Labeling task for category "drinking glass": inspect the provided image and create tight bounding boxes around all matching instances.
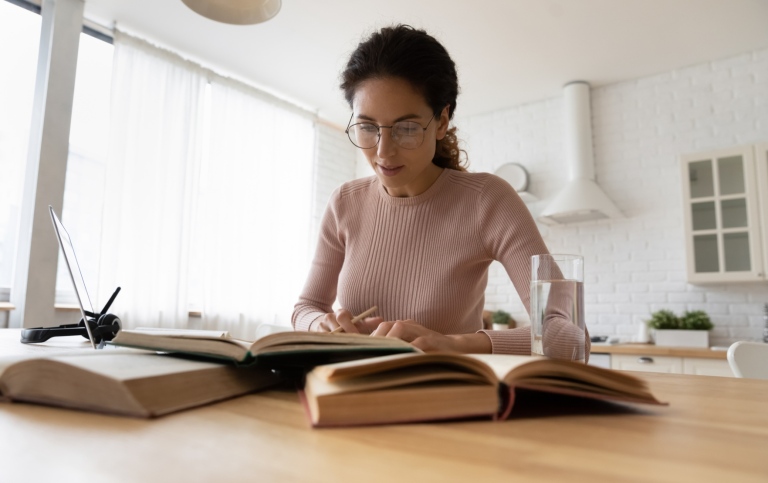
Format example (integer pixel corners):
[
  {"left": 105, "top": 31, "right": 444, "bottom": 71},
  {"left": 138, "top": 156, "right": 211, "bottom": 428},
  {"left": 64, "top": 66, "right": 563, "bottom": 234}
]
[{"left": 530, "top": 254, "right": 585, "bottom": 362}]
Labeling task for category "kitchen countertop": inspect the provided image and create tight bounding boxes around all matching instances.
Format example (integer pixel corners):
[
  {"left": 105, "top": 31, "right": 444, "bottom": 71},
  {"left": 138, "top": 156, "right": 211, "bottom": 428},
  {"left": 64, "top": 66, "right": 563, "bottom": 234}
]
[{"left": 590, "top": 343, "right": 728, "bottom": 359}]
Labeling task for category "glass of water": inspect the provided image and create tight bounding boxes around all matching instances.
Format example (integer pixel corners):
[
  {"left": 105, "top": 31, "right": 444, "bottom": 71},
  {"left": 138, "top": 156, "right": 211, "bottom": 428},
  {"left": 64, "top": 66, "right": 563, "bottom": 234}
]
[{"left": 530, "top": 254, "right": 585, "bottom": 362}]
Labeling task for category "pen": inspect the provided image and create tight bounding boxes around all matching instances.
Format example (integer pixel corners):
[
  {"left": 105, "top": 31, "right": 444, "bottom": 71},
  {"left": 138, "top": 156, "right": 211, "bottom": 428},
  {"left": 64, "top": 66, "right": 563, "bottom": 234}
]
[{"left": 330, "top": 306, "right": 378, "bottom": 333}]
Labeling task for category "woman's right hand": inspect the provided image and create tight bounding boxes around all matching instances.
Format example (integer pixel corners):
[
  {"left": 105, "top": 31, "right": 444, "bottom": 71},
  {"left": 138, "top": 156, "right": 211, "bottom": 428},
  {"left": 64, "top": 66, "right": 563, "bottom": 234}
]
[
  {"left": 309, "top": 309, "right": 357, "bottom": 333},
  {"left": 309, "top": 309, "right": 383, "bottom": 334}
]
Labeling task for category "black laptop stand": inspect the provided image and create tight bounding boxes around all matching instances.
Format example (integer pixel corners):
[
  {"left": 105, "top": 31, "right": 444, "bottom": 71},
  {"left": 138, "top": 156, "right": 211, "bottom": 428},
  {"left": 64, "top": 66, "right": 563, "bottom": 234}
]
[{"left": 20, "top": 286, "right": 122, "bottom": 347}]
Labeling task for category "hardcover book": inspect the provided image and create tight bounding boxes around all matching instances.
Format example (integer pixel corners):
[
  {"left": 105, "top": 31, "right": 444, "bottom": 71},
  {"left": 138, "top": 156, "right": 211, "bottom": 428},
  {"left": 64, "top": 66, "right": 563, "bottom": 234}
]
[
  {"left": 301, "top": 352, "right": 666, "bottom": 427},
  {"left": 110, "top": 328, "right": 417, "bottom": 367},
  {"left": 0, "top": 349, "right": 280, "bottom": 417}
]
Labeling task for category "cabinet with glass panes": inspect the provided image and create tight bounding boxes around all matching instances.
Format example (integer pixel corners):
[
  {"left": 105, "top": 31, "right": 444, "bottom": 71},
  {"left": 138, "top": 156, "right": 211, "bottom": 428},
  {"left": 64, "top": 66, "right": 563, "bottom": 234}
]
[{"left": 680, "top": 144, "right": 767, "bottom": 283}]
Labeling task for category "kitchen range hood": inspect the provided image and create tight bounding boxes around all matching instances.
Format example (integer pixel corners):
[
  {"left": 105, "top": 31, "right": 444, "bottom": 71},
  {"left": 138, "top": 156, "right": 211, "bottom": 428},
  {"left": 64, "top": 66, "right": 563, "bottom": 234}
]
[{"left": 538, "top": 81, "right": 622, "bottom": 225}]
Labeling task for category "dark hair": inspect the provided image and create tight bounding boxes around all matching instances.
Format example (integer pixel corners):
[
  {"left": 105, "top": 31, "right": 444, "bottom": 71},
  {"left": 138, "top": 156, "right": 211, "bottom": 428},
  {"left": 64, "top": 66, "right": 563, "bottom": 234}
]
[{"left": 340, "top": 25, "right": 467, "bottom": 171}]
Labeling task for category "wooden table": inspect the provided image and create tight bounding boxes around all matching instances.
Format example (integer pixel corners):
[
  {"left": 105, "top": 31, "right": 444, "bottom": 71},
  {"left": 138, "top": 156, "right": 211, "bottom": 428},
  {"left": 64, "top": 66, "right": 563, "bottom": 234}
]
[{"left": 2, "top": 329, "right": 768, "bottom": 482}]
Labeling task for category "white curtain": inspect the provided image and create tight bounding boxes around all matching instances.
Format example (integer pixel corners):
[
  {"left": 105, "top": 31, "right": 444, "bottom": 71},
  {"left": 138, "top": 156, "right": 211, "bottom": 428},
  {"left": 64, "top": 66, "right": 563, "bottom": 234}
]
[
  {"left": 193, "top": 78, "right": 314, "bottom": 335},
  {"left": 98, "top": 31, "right": 315, "bottom": 338}
]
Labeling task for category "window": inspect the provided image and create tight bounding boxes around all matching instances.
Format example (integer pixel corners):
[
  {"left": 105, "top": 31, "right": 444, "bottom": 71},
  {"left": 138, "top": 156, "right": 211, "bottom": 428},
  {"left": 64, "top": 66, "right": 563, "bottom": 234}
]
[
  {"left": 0, "top": 1, "right": 113, "bottom": 306},
  {"left": 56, "top": 31, "right": 114, "bottom": 305},
  {"left": 2, "top": 10, "right": 316, "bottom": 334},
  {"left": 0, "top": 1, "right": 41, "bottom": 300}
]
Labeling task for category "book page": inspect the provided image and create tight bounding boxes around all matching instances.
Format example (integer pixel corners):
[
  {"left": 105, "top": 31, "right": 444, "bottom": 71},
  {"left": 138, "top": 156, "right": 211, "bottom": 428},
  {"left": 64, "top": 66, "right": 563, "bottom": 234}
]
[
  {"left": 249, "top": 331, "right": 415, "bottom": 353},
  {"left": 466, "top": 354, "right": 545, "bottom": 381},
  {"left": 469, "top": 354, "right": 652, "bottom": 398},
  {"left": 29, "top": 350, "right": 227, "bottom": 381},
  {"left": 131, "top": 328, "right": 231, "bottom": 338},
  {"left": 516, "top": 376, "right": 654, "bottom": 399},
  {"left": 111, "top": 331, "right": 252, "bottom": 359},
  {"left": 312, "top": 352, "right": 496, "bottom": 382},
  {"left": 0, "top": 349, "right": 101, "bottom": 379},
  {"left": 468, "top": 354, "right": 659, "bottom": 404},
  {"left": 505, "top": 358, "right": 647, "bottom": 389},
  {"left": 306, "top": 365, "right": 489, "bottom": 396}
]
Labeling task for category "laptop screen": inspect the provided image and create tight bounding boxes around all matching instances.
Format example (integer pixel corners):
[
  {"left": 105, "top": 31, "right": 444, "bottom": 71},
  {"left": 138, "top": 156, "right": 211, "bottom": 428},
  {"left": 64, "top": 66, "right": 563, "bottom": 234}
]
[{"left": 49, "top": 206, "right": 96, "bottom": 348}]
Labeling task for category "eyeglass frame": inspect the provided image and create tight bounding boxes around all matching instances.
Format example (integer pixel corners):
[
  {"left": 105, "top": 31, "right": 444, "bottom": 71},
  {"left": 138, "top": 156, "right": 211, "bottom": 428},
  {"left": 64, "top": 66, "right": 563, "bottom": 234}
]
[{"left": 344, "top": 113, "right": 437, "bottom": 150}]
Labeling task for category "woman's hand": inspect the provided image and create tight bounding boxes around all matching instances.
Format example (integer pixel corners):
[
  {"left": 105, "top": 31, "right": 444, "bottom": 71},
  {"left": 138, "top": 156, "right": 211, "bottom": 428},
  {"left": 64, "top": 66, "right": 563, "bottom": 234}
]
[
  {"left": 365, "top": 319, "right": 492, "bottom": 353},
  {"left": 309, "top": 309, "right": 383, "bottom": 334}
]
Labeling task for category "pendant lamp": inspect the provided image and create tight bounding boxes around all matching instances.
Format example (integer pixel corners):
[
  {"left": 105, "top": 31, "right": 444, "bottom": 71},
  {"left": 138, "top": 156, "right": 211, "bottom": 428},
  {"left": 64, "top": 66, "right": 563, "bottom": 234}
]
[{"left": 182, "top": 0, "right": 281, "bottom": 25}]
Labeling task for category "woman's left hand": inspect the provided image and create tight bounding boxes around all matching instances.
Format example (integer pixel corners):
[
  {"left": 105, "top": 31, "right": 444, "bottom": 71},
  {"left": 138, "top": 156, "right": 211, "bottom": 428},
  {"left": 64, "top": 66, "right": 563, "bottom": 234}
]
[{"left": 368, "top": 320, "right": 491, "bottom": 353}]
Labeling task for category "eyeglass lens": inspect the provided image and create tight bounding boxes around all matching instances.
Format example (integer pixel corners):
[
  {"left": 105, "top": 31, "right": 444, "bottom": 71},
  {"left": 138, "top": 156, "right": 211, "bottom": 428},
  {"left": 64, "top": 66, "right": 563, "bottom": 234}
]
[{"left": 347, "top": 121, "right": 426, "bottom": 150}]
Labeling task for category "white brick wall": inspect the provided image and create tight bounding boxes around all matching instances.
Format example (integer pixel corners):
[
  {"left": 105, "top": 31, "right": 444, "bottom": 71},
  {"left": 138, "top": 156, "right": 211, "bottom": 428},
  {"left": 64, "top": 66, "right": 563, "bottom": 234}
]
[{"left": 458, "top": 48, "right": 768, "bottom": 346}]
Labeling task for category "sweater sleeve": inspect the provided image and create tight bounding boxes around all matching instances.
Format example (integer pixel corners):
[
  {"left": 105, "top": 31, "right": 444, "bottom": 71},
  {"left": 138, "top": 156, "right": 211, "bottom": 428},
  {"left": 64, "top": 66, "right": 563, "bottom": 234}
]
[
  {"left": 474, "top": 176, "right": 590, "bottom": 358},
  {"left": 291, "top": 189, "right": 345, "bottom": 331}
]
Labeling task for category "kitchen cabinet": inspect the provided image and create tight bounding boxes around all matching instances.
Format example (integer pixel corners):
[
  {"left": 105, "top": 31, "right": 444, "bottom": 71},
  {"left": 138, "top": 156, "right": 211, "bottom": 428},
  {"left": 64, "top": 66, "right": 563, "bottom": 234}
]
[
  {"left": 587, "top": 352, "right": 611, "bottom": 369},
  {"left": 680, "top": 145, "right": 766, "bottom": 283},
  {"left": 611, "top": 354, "right": 732, "bottom": 377},
  {"left": 611, "top": 354, "right": 683, "bottom": 374},
  {"left": 682, "top": 357, "right": 734, "bottom": 377},
  {"left": 592, "top": 344, "right": 733, "bottom": 378},
  {"left": 756, "top": 143, "right": 768, "bottom": 278}
]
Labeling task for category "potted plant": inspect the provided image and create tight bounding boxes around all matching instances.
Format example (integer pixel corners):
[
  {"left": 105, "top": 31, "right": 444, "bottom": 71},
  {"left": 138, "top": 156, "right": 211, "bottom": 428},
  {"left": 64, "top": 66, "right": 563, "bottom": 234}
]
[
  {"left": 491, "top": 310, "right": 513, "bottom": 330},
  {"left": 647, "top": 309, "right": 713, "bottom": 348}
]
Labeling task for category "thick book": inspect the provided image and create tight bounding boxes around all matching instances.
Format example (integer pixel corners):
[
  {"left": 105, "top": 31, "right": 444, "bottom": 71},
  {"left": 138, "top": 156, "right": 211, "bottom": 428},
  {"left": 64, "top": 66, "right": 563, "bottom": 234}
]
[
  {"left": 301, "top": 352, "right": 666, "bottom": 427},
  {"left": 0, "top": 349, "right": 280, "bottom": 417},
  {"left": 110, "top": 328, "right": 417, "bottom": 367}
]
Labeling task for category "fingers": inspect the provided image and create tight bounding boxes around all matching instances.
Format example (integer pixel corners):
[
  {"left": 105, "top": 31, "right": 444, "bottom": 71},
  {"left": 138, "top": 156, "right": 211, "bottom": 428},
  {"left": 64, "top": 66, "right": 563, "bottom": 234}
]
[
  {"left": 310, "top": 314, "right": 333, "bottom": 332},
  {"left": 312, "top": 312, "right": 391, "bottom": 334},
  {"left": 356, "top": 316, "right": 383, "bottom": 334},
  {"left": 333, "top": 308, "right": 360, "bottom": 334},
  {"left": 311, "top": 312, "right": 344, "bottom": 332},
  {"left": 316, "top": 310, "right": 383, "bottom": 334},
  {"left": 370, "top": 321, "right": 457, "bottom": 352},
  {"left": 370, "top": 319, "right": 418, "bottom": 338},
  {"left": 370, "top": 320, "right": 394, "bottom": 337},
  {"left": 410, "top": 337, "right": 437, "bottom": 352}
]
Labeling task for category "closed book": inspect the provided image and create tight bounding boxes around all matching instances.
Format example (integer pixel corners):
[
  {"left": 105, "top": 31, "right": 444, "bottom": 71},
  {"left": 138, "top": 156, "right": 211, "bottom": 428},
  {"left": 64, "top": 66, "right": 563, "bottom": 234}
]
[{"left": 301, "top": 353, "right": 666, "bottom": 427}]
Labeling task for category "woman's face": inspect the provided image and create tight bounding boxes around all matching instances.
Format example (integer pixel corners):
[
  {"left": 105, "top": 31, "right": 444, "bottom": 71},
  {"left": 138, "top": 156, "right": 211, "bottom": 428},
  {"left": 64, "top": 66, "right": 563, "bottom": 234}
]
[{"left": 350, "top": 77, "right": 449, "bottom": 197}]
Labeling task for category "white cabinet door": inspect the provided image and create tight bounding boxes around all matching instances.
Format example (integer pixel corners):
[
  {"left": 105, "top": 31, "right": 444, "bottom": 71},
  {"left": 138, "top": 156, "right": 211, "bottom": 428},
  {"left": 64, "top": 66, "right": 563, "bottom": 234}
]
[
  {"left": 588, "top": 353, "right": 611, "bottom": 369},
  {"left": 680, "top": 146, "right": 764, "bottom": 283},
  {"left": 755, "top": 143, "right": 768, "bottom": 278},
  {"left": 611, "top": 354, "right": 683, "bottom": 373},
  {"left": 683, "top": 358, "right": 733, "bottom": 377}
]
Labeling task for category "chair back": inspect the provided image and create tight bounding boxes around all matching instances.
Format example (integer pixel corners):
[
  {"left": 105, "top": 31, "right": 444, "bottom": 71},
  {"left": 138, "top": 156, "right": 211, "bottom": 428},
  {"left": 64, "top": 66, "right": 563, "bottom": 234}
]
[{"left": 727, "top": 341, "right": 768, "bottom": 379}]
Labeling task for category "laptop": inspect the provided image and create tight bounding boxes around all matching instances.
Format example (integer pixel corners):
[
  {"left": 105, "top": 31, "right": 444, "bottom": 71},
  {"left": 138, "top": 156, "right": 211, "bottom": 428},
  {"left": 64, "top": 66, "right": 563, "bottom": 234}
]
[{"left": 48, "top": 205, "right": 120, "bottom": 348}]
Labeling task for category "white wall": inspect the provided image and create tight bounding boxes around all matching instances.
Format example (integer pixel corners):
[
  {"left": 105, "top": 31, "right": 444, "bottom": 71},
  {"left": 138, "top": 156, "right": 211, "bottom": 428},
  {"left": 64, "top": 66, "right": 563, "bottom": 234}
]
[{"left": 458, "top": 48, "right": 768, "bottom": 346}]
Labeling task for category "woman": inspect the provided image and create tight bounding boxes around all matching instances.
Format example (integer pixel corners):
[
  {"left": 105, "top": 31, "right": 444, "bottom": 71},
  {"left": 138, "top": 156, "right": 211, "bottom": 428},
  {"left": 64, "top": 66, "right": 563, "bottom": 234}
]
[{"left": 292, "top": 25, "right": 587, "bottom": 357}]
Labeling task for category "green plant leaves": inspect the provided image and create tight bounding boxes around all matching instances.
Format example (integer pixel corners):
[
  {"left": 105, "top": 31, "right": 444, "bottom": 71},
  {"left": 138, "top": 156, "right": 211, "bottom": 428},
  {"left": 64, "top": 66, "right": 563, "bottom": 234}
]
[
  {"left": 646, "top": 309, "right": 713, "bottom": 330},
  {"left": 492, "top": 310, "right": 512, "bottom": 326},
  {"left": 680, "top": 310, "right": 714, "bottom": 330}
]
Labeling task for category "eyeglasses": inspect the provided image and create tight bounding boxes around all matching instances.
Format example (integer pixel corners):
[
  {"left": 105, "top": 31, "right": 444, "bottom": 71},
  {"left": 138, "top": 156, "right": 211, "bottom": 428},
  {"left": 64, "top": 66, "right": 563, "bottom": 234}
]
[{"left": 345, "top": 114, "right": 435, "bottom": 150}]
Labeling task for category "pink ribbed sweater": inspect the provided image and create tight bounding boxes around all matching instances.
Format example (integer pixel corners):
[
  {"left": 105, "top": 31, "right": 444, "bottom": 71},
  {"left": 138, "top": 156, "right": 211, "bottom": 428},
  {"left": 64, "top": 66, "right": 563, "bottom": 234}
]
[{"left": 292, "top": 168, "right": 587, "bottom": 356}]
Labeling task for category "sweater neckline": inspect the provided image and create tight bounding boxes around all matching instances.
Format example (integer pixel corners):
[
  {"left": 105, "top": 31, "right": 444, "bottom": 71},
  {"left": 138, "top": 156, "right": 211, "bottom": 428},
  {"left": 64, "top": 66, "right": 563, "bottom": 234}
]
[{"left": 376, "top": 168, "right": 450, "bottom": 206}]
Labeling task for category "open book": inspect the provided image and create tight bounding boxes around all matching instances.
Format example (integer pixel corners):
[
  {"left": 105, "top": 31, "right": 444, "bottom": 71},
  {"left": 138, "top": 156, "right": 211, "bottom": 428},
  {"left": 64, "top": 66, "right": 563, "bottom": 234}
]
[
  {"left": 301, "top": 352, "right": 666, "bottom": 427},
  {"left": 110, "top": 328, "right": 417, "bottom": 367},
  {"left": 0, "top": 349, "right": 280, "bottom": 417}
]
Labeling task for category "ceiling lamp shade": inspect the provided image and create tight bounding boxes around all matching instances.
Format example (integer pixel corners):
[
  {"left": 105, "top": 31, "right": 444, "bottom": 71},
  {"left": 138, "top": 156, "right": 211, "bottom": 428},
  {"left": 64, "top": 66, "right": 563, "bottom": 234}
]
[{"left": 182, "top": 0, "right": 281, "bottom": 25}]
